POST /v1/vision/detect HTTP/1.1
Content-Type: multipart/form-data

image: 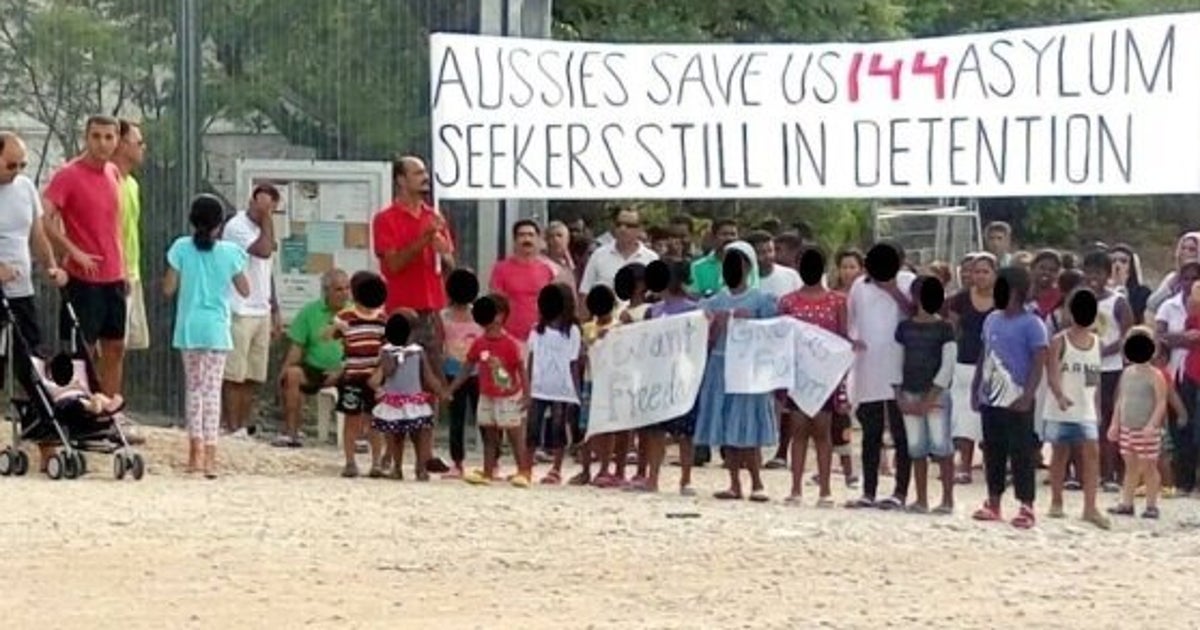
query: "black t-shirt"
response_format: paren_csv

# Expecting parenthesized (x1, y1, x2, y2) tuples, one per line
(895, 319, 956, 393)
(948, 291, 992, 365)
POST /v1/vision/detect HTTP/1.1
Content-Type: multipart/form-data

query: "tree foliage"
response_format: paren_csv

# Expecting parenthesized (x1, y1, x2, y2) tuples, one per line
(2, 0, 1198, 251)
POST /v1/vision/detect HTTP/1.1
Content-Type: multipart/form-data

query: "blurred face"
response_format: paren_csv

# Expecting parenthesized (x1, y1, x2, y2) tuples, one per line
(614, 210, 640, 246)
(1178, 237, 1199, 266)
(986, 229, 1010, 256)
(713, 223, 738, 251)
(0, 138, 27, 185)
(514, 224, 539, 255)
(85, 121, 119, 162)
(1110, 250, 1131, 282)
(972, 259, 996, 290)
(117, 125, 145, 168)
(249, 192, 278, 223)
(1083, 265, 1109, 293)
(1032, 258, 1060, 290)
(324, 273, 351, 310)
(838, 255, 862, 287)
(754, 240, 775, 271)
(568, 219, 588, 241)
(651, 237, 670, 257)
(546, 225, 569, 255)
(397, 158, 431, 197)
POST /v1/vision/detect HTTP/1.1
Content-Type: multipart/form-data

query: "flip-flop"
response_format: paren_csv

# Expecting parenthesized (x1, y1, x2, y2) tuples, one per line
(784, 495, 803, 506)
(844, 496, 875, 509)
(816, 497, 835, 509)
(714, 490, 743, 500)
(931, 504, 954, 515)
(748, 491, 770, 503)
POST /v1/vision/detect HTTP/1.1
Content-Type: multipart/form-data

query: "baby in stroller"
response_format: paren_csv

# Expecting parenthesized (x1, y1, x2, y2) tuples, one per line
(44, 352, 123, 434)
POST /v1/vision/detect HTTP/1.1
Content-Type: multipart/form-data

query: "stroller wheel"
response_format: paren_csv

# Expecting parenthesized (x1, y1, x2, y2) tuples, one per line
(13, 450, 28, 477)
(130, 454, 145, 481)
(113, 455, 126, 481)
(75, 453, 87, 476)
(46, 454, 64, 480)
(0, 448, 12, 476)
(63, 453, 79, 480)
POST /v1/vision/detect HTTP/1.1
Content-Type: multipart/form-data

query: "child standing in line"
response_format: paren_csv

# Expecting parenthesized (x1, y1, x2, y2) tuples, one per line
(1108, 327, 1169, 519)
(329, 271, 388, 478)
(163, 194, 250, 479)
(440, 269, 483, 478)
(568, 285, 620, 486)
(371, 311, 446, 480)
(614, 263, 649, 485)
(1043, 289, 1110, 529)
(635, 260, 699, 495)
(694, 241, 779, 503)
(894, 276, 957, 514)
(1083, 250, 1135, 493)
(525, 284, 582, 485)
(972, 266, 1048, 529)
(449, 295, 531, 487)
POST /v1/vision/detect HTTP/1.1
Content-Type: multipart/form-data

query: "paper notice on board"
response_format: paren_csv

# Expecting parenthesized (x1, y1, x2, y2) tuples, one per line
(280, 237, 308, 273)
(306, 222, 344, 254)
(319, 182, 371, 223)
(335, 249, 369, 274)
(290, 181, 320, 222)
(277, 273, 322, 321)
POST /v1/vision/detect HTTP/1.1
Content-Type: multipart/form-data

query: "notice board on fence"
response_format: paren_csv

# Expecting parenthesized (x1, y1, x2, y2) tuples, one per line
(235, 160, 391, 324)
(430, 13, 1200, 200)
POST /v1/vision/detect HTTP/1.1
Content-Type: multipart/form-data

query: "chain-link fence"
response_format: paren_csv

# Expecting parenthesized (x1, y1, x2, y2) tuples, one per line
(0, 0, 482, 417)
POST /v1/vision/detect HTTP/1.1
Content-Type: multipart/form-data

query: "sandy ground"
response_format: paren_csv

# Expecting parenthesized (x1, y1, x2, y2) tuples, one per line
(3, 424, 1200, 630)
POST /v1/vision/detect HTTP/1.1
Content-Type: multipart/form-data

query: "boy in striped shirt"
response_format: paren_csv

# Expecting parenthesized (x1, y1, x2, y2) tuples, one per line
(331, 271, 388, 477)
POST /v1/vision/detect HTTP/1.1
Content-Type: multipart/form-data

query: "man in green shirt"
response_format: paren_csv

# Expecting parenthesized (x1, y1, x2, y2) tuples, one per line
(274, 269, 350, 447)
(114, 120, 148, 352)
(688, 218, 744, 297)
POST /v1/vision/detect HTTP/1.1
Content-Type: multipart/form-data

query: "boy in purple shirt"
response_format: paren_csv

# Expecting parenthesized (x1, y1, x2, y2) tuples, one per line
(971, 266, 1049, 529)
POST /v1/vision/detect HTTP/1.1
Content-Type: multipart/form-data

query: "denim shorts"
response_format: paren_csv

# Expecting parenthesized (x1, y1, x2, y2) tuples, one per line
(900, 391, 953, 459)
(1043, 420, 1098, 445)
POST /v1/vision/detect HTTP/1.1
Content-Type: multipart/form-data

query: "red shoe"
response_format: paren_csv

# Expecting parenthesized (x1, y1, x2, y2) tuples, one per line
(972, 502, 1002, 522)
(1011, 504, 1036, 529)
(592, 473, 620, 488)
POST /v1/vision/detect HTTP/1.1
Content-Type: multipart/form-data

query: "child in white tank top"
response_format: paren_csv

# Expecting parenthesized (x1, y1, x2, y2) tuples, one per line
(1044, 289, 1110, 529)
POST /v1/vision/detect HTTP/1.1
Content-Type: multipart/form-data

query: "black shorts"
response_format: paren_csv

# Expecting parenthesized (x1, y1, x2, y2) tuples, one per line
(335, 379, 376, 415)
(61, 279, 127, 343)
(0, 296, 41, 397)
(299, 364, 335, 396)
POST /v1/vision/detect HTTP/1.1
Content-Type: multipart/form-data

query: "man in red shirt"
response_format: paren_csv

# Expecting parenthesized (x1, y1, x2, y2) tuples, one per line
(489, 220, 556, 343)
(373, 156, 453, 341)
(43, 115, 127, 397)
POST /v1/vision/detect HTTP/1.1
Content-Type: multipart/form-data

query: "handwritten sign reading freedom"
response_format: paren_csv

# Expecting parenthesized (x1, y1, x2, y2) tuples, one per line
(725, 318, 855, 418)
(587, 312, 709, 436)
(430, 13, 1200, 199)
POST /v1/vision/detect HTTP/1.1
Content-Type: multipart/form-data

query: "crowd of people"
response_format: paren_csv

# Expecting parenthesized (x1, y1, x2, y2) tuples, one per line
(3, 118, 1199, 530)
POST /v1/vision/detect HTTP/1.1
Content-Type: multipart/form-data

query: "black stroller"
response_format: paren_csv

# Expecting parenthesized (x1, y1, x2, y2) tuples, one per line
(0, 290, 145, 481)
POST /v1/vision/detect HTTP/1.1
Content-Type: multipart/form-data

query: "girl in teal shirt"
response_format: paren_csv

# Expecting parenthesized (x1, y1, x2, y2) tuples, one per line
(164, 194, 249, 478)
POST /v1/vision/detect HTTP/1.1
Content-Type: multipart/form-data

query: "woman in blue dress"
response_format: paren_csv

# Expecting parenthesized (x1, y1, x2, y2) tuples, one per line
(694, 240, 779, 502)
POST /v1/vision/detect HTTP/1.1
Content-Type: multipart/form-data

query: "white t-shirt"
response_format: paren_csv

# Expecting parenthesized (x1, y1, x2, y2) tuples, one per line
(221, 211, 273, 316)
(1096, 292, 1124, 373)
(0, 175, 42, 298)
(759, 265, 803, 298)
(847, 271, 917, 404)
(527, 325, 582, 404)
(579, 242, 658, 294)
(1156, 294, 1187, 379)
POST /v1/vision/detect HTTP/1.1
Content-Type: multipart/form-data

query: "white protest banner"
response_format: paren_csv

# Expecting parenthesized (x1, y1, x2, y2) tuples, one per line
(430, 13, 1200, 200)
(724, 318, 796, 394)
(723, 317, 856, 417)
(587, 311, 708, 436)
(529, 328, 581, 405)
(787, 319, 856, 418)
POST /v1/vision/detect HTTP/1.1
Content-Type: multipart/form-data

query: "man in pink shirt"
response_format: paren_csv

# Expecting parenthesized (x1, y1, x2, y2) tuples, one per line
(42, 115, 127, 397)
(489, 220, 556, 343)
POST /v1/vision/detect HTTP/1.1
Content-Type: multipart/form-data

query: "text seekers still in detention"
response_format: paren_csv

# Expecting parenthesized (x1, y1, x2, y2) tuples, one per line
(429, 13, 1200, 200)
